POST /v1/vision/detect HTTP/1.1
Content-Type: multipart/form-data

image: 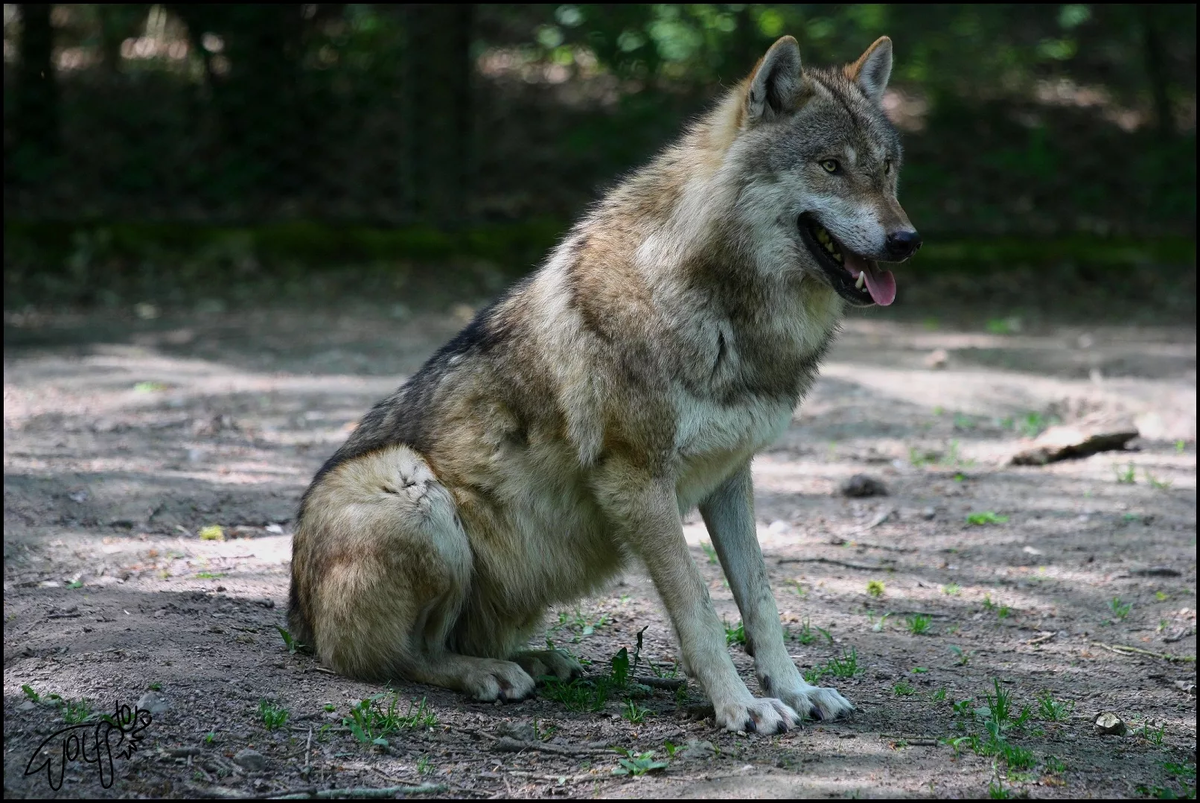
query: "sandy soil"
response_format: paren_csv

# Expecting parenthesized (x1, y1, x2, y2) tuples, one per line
(3, 300, 1196, 799)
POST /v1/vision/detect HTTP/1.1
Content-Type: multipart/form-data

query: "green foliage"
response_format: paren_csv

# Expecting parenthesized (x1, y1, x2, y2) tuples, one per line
(622, 699, 649, 724)
(343, 694, 435, 746)
(277, 626, 303, 655)
(612, 748, 668, 777)
(1035, 691, 1074, 721)
(967, 512, 1009, 526)
(258, 700, 290, 731)
(804, 648, 861, 684)
(905, 614, 932, 635)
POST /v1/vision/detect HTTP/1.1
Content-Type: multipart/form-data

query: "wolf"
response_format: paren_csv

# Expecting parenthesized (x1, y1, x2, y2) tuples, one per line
(289, 34, 920, 734)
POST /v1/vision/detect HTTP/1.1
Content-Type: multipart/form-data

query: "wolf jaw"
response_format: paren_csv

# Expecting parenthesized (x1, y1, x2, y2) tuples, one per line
(797, 213, 897, 307)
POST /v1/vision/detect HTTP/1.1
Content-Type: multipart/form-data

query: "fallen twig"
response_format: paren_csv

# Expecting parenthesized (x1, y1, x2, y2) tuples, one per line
(829, 537, 916, 553)
(633, 676, 686, 690)
(882, 736, 939, 746)
(302, 727, 313, 777)
(267, 784, 447, 799)
(1026, 632, 1057, 646)
(1091, 642, 1195, 663)
(777, 556, 893, 572)
(843, 507, 895, 536)
(493, 737, 611, 757)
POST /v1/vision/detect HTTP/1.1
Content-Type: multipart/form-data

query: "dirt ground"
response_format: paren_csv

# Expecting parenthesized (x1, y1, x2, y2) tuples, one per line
(3, 290, 1196, 799)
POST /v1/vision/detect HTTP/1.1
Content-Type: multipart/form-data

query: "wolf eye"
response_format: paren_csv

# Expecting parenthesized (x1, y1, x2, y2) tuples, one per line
(820, 159, 840, 174)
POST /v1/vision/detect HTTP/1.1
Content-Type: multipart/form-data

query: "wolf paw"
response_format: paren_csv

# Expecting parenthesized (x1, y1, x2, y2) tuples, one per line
(714, 697, 800, 734)
(463, 661, 536, 703)
(779, 683, 855, 721)
(513, 649, 584, 683)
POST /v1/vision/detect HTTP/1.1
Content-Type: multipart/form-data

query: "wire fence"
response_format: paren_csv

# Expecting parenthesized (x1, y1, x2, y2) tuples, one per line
(3, 4, 1196, 238)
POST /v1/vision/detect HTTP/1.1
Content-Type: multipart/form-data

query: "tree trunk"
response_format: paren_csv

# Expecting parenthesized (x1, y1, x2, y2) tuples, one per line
(400, 4, 475, 227)
(10, 4, 60, 184)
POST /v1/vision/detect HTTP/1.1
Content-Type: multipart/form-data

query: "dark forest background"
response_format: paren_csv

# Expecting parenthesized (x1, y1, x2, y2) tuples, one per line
(4, 4, 1195, 313)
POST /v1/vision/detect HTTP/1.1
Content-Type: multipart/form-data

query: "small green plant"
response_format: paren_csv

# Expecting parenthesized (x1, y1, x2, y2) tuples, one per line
(532, 719, 557, 741)
(1139, 722, 1166, 746)
(195, 571, 226, 579)
(21, 684, 41, 702)
(790, 579, 808, 598)
(803, 647, 860, 684)
(67, 579, 84, 589)
(612, 748, 668, 777)
(905, 614, 932, 635)
(988, 765, 1011, 799)
(724, 619, 746, 646)
(869, 612, 891, 632)
(967, 511, 1009, 526)
(1114, 463, 1136, 484)
(791, 618, 819, 644)
(933, 688, 948, 702)
(61, 698, 92, 724)
(894, 682, 915, 696)
(277, 626, 303, 655)
(699, 541, 718, 565)
(983, 595, 997, 612)
(148, 681, 162, 691)
(1176, 439, 1186, 454)
(1156, 591, 1170, 602)
(344, 694, 435, 746)
(543, 677, 608, 713)
(323, 703, 336, 712)
(943, 583, 962, 596)
(1036, 691, 1073, 722)
(416, 756, 433, 775)
(950, 645, 973, 666)
(952, 699, 974, 719)
(1001, 742, 1036, 771)
(204, 731, 217, 744)
(1144, 470, 1172, 490)
(866, 580, 886, 598)
(997, 604, 1011, 619)
(1110, 596, 1133, 620)
(258, 700, 289, 731)
(663, 741, 679, 758)
(199, 524, 225, 541)
(828, 647, 860, 678)
(554, 609, 610, 642)
(977, 680, 1014, 731)
(1044, 755, 1066, 774)
(622, 700, 649, 724)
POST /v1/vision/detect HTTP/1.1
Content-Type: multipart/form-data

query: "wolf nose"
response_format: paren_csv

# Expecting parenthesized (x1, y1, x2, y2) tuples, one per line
(885, 230, 921, 261)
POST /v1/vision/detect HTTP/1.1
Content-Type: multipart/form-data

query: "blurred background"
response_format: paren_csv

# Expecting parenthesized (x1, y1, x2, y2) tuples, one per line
(3, 4, 1196, 321)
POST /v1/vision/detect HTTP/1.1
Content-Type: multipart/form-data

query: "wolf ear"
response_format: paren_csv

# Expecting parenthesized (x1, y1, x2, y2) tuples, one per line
(845, 36, 892, 103)
(746, 36, 802, 124)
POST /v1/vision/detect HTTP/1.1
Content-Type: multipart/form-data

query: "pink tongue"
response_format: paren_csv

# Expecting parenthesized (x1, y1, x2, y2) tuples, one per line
(843, 253, 896, 306)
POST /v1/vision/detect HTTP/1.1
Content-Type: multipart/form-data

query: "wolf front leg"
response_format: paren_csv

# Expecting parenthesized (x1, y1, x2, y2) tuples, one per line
(595, 464, 799, 733)
(699, 463, 855, 721)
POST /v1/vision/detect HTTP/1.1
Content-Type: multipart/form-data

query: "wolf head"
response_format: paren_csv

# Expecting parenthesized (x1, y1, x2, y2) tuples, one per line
(730, 36, 920, 307)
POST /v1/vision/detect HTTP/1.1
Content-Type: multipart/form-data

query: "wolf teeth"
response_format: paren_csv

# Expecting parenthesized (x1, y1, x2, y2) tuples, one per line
(855, 271, 866, 290)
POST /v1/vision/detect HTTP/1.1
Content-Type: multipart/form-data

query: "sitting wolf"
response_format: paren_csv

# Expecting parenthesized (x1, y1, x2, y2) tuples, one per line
(290, 35, 920, 734)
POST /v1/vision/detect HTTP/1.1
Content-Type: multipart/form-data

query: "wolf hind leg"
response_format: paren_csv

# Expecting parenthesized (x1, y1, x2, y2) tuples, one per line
(294, 446, 474, 680)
